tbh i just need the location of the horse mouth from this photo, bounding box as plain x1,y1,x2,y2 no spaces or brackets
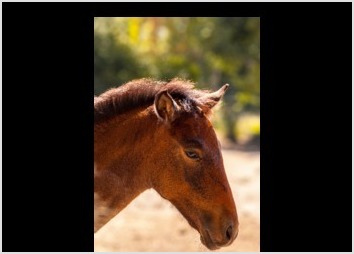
200,232,220,250
200,230,231,250
172,202,236,250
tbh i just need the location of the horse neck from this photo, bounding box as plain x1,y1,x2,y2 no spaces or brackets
94,107,158,231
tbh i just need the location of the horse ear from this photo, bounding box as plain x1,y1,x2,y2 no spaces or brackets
154,90,178,122
199,84,229,109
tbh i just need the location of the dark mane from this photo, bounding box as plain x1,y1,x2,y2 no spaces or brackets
94,78,210,124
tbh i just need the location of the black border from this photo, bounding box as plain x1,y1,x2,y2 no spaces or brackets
2,2,352,252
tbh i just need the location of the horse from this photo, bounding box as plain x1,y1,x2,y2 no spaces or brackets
94,78,239,250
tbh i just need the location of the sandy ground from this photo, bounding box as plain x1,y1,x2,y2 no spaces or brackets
94,148,260,252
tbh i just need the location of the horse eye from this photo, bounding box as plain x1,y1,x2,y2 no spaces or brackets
185,151,200,160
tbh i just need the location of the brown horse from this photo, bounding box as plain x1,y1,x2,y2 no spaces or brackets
94,78,239,250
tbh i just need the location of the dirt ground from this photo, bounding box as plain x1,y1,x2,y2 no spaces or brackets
94,148,260,252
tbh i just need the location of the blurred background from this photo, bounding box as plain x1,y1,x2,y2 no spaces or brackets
94,17,260,252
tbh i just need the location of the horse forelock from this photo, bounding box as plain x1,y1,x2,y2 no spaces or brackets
94,78,212,124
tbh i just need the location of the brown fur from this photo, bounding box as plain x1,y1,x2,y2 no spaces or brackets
94,78,238,250
94,78,211,124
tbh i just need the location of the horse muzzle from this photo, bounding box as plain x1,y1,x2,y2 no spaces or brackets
199,218,239,250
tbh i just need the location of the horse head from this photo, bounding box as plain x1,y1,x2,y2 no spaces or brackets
150,84,239,250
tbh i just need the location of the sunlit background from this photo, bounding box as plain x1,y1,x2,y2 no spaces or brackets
94,17,260,252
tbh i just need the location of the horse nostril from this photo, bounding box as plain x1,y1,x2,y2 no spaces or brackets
226,224,233,241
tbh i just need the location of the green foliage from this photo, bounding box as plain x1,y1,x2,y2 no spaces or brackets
94,31,147,95
234,114,260,145
94,17,260,143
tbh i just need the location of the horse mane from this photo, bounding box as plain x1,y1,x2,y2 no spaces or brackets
94,78,212,124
